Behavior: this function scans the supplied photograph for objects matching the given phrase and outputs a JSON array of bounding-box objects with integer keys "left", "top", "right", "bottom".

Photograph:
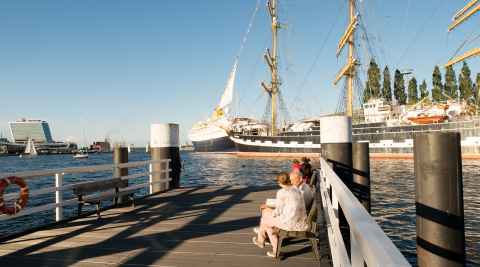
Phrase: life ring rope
[{"left": 0, "top": 176, "right": 29, "bottom": 216}]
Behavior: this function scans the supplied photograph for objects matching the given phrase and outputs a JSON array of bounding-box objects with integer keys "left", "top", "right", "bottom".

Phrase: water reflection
[{"left": 371, "top": 159, "right": 479, "bottom": 266}]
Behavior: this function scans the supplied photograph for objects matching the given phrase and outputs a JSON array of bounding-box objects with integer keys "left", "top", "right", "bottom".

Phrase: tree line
[{"left": 363, "top": 59, "right": 480, "bottom": 106}]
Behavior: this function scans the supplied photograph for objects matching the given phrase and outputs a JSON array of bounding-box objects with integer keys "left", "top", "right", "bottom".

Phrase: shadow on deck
[{"left": 0, "top": 186, "right": 331, "bottom": 267}]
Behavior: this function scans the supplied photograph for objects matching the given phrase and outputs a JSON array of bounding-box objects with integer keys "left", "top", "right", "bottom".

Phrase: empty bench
[{"left": 72, "top": 178, "right": 138, "bottom": 218}]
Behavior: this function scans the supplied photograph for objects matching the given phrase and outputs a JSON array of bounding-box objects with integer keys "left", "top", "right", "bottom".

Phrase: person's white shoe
[
  {"left": 252, "top": 237, "right": 264, "bottom": 248},
  {"left": 266, "top": 251, "right": 276, "bottom": 258}
]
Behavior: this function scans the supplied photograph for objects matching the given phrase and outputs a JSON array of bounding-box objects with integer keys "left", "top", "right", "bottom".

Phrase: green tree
[
  {"left": 444, "top": 65, "right": 458, "bottom": 99},
  {"left": 363, "top": 80, "right": 371, "bottom": 103},
  {"left": 367, "top": 59, "right": 381, "bottom": 98},
  {"left": 408, "top": 77, "right": 418, "bottom": 105},
  {"left": 382, "top": 66, "right": 392, "bottom": 102},
  {"left": 459, "top": 61, "right": 473, "bottom": 101},
  {"left": 432, "top": 66, "right": 443, "bottom": 102},
  {"left": 394, "top": 69, "right": 407, "bottom": 104},
  {"left": 475, "top": 73, "right": 480, "bottom": 105},
  {"left": 419, "top": 79, "right": 429, "bottom": 100}
]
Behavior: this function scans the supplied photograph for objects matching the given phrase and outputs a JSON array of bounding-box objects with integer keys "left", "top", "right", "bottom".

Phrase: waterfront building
[
  {"left": 9, "top": 119, "right": 54, "bottom": 144},
  {"left": 4, "top": 119, "right": 78, "bottom": 155}
]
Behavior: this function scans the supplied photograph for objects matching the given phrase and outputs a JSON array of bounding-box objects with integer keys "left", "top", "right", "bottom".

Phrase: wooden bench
[
  {"left": 274, "top": 199, "right": 320, "bottom": 260},
  {"left": 72, "top": 178, "right": 138, "bottom": 219}
]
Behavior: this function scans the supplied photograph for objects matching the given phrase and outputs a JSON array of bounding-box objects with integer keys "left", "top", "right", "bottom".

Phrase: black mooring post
[
  {"left": 113, "top": 146, "right": 128, "bottom": 203},
  {"left": 113, "top": 146, "right": 129, "bottom": 178},
  {"left": 414, "top": 132, "right": 465, "bottom": 267},
  {"left": 320, "top": 116, "right": 353, "bottom": 257},
  {"left": 352, "top": 142, "right": 371, "bottom": 213}
]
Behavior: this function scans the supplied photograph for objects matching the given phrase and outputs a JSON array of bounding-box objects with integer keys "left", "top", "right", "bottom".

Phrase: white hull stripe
[
  {"left": 369, "top": 139, "right": 480, "bottom": 148},
  {"left": 230, "top": 137, "right": 321, "bottom": 148}
]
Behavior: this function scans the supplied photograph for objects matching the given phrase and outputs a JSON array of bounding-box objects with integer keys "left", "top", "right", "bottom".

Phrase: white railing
[
  {"left": 0, "top": 159, "right": 171, "bottom": 222},
  {"left": 319, "top": 158, "right": 410, "bottom": 267}
]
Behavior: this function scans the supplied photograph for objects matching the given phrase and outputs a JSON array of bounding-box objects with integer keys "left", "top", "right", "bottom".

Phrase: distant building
[
  {"left": 9, "top": 119, "right": 54, "bottom": 144},
  {"left": 90, "top": 139, "right": 111, "bottom": 153},
  {"left": 5, "top": 119, "right": 78, "bottom": 154}
]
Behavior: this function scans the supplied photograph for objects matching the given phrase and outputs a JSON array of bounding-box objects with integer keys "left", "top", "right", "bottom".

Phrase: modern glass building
[{"left": 9, "top": 119, "right": 54, "bottom": 144}]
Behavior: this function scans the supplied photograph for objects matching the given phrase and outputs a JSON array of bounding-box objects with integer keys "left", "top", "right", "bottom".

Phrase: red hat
[{"left": 292, "top": 163, "right": 302, "bottom": 172}]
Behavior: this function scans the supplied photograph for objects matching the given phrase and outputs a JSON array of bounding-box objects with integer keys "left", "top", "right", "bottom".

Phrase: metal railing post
[
  {"left": 165, "top": 160, "right": 170, "bottom": 190},
  {"left": 55, "top": 173, "right": 63, "bottom": 222},
  {"left": 350, "top": 229, "right": 363, "bottom": 267},
  {"left": 149, "top": 163, "right": 153, "bottom": 195}
]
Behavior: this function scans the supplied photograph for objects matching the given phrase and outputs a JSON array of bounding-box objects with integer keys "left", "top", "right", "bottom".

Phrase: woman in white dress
[{"left": 253, "top": 172, "right": 309, "bottom": 257}]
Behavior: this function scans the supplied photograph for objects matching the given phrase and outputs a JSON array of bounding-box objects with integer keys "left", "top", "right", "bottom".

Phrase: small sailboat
[{"left": 20, "top": 138, "right": 38, "bottom": 158}]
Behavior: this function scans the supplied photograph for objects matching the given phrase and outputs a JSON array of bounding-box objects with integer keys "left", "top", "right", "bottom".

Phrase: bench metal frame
[
  {"left": 73, "top": 178, "right": 138, "bottom": 219},
  {"left": 274, "top": 199, "right": 321, "bottom": 260}
]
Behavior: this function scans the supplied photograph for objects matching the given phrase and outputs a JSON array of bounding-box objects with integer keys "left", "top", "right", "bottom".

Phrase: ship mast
[
  {"left": 334, "top": 0, "right": 358, "bottom": 117},
  {"left": 446, "top": 0, "right": 480, "bottom": 67},
  {"left": 262, "top": 0, "right": 280, "bottom": 135}
]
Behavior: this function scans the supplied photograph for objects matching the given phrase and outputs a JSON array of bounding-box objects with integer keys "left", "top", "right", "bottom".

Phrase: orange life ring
[{"left": 0, "top": 176, "right": 29, "bottom": 215}]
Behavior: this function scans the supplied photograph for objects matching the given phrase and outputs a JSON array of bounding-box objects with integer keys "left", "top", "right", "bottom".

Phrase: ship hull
[
  {"left": 192, "top": 136, "right": 235, "bottom": 152},
  {"left": 230, "top": 134, "right": 321, "bottom": 155},
  {"left": 353, "top": 117, "right": 480, "bottom": 155},
  {"left": 231, "top": 117, "right": 480, "bottom": 156}
]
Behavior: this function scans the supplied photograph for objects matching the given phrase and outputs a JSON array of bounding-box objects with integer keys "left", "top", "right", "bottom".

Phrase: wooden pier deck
[{"left": 0, "top": 186, "right": 331, "bottom": 267}]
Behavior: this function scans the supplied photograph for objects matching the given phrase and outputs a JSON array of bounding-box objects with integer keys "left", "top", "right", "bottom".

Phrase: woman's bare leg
[
  {"left": 257, "top": 208, "right": 274, "bottom": 244},
  {"left": 265, "top": 227, "right": 278, "bottom": 253}
]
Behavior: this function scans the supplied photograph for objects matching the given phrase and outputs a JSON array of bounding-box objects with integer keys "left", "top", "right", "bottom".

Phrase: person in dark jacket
[{"left": 301, "top": 157, "right": 313, "bottom": 184}]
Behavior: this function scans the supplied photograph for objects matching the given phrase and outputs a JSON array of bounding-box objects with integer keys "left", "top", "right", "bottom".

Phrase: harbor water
[{"left": 0, "top": 152, "right": 478, "bottom": 266}]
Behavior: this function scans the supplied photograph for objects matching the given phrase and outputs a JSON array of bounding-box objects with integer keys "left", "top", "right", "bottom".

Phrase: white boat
[
  {"left": 20, "top": 138, "right": 38, "bottom": 158},
  {"left": 73, "top": 151, "right": 88, "bottom": 159}
]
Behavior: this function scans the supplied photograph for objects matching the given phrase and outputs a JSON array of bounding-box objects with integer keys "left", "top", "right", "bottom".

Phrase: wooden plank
[{"left": 0, "top": 186, "right": 329, "bottom": 267}]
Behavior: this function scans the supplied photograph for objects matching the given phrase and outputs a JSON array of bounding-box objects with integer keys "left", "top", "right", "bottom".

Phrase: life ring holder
[{"left": 0, "top": 176, "right": 29, "bottom": 215}]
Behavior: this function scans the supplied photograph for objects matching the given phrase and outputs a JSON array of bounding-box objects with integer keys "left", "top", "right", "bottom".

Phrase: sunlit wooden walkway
[{"left": 0, "top": 186, "right": 331, "bottom": 267}]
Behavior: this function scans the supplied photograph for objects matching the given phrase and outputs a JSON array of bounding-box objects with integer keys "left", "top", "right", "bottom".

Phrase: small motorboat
[{"left": 73, "top": 151, "right": 89, "bottom": 159}]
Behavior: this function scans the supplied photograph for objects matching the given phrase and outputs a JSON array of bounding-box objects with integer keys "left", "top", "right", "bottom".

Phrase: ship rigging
[
  {"left": 262, "top": 0, "right": 281, "bottom": 135},
  {"left": 446, "top": 0, "right": 480, "bottom": 67}
]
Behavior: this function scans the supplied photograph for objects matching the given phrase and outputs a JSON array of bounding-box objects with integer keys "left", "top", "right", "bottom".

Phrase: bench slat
[{"left": 72, "top": 178, "right": 127, "bottom": 195}]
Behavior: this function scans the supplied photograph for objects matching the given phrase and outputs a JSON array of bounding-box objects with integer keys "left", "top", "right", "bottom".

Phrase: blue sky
[{"left": 0, "top": 0, "right": 478, "bottom": 145}]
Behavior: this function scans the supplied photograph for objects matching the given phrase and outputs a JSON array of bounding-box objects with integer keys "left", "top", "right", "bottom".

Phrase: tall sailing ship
[
  {"left": 231, "top": 0, "right": 480, "bottom": 156},
  {"left": 191, "top": 1, "right": 480, "bottom": 156},
  {"left": 230, "top": 0, "right": 323, "bottom": 155}
]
